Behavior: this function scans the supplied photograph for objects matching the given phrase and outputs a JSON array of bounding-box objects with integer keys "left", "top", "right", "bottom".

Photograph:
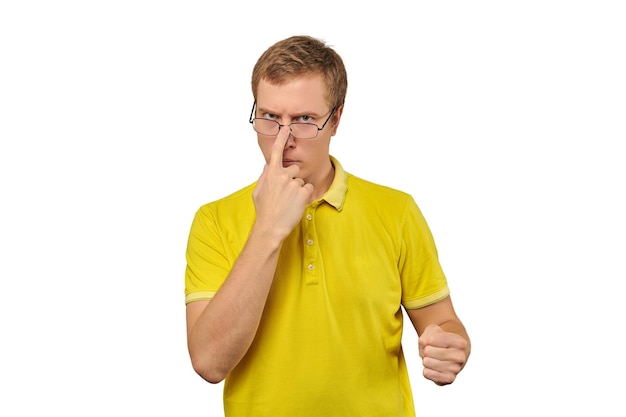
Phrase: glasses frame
[{"left": 248, "top": 101, "right": 337, "bottom": 140}]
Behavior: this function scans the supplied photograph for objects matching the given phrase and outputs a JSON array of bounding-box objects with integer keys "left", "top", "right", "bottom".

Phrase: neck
[{"left": 309, "top": 159, "right": 335, "bottom": 202}]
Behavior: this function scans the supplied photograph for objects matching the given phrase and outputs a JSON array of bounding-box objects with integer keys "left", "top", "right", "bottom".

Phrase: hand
[
  {"left": 418, "top": 324, "right": 469, "bottom": 385},
  {"left": 252, "top": 128, "right": 314, "bottom": 241}
]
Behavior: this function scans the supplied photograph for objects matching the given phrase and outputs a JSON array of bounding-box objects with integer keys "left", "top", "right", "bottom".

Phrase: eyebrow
[{"left": 257, "top": 107, "right": 323, "bottom": 118}]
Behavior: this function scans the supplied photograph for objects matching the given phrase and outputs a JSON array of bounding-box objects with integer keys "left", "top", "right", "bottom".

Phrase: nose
[{"left": 277, "top": 124, "right": 296, "bottom": 146}]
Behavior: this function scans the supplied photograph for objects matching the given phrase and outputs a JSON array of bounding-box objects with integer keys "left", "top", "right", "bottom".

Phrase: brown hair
[{"left": 251, "top": 35, "right": 348, "bottom": 110}]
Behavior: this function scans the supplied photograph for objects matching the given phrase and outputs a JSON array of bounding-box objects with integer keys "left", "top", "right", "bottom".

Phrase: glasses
[{"left": 249, "top": 101, "right": 336, "bottom": 140}]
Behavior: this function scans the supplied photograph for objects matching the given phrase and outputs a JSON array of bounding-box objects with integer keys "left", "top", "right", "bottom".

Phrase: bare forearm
[{"left": 188, "top": 229, "right": 282, "bottom": 383}]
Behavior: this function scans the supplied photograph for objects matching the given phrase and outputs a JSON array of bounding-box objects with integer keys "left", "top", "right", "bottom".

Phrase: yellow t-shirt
[{"left": 185, "top": 157, "right": 449, "bottom": 417}]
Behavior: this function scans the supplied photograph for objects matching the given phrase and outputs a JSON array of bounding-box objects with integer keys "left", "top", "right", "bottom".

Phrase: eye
[
  {"left": 297, "top": 115, "right": 313, "bottom": 123},
  {"left": 262, "top": 112, "right": 279, "bottom": 121}
]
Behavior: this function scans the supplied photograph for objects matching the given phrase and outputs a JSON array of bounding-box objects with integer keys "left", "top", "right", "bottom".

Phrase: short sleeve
[
  {"left": 184, "top": 205, "right": 232, "bottom": 304},
  {"left": 399, "top": 196, "right": 450, "bottom": 309}
]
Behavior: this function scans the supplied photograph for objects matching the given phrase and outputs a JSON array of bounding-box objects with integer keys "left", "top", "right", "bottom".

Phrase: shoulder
[
  {"left": 196, "top": 182, "right": 257, "bottom": 219},
  {"left": 346, "top": 173, "right": 414, "bottom": 206}
]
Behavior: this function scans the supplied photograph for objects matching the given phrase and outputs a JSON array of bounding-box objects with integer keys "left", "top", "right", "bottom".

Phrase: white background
[{"left": 1, "top": 1, "right": 625, "bottom": 416}]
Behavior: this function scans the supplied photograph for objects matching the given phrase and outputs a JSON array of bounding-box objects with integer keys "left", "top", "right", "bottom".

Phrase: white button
[
  {"left": 306, "top": 239, "right": 314, "bottom": 246},
  {"left": 307, "top": 263, "right": 314, "bottom": 271},
  {"left": 306, "top": 213, "right": 312, "bottom": 221}
]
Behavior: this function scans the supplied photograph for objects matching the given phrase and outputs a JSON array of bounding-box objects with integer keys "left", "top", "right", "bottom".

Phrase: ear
[{"left": 330, "top": 105, "right": 344, "bottom": 136}]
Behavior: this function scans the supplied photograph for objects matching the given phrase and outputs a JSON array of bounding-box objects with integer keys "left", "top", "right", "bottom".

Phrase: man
[{"left": 184, "top": 35, "right": 470, "bottom": 416}]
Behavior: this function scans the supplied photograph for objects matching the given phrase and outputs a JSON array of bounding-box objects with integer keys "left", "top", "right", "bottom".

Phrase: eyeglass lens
[{"left": 252, "top": 119, "right": 320, "bottom": 139}]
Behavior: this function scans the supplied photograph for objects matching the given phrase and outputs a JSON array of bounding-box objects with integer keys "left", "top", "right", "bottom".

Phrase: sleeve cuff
[
  {"left": 185, "top": 291, "right": 217, "bottom": 304},
  {"left": 402, "top": 286, "right": 450, "bottom": 309}
]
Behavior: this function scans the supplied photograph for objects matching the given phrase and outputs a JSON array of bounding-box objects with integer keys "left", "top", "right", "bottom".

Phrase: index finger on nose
[{"left": 269, "top": 127, "right": 289, "bottom": 169}]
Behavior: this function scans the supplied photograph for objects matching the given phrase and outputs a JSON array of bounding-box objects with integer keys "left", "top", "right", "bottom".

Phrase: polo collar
[{"left": 320, "top": 156, "right": 347, "bottom": 211}]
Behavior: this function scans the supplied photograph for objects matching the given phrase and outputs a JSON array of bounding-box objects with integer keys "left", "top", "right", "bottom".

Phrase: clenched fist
[{"left": 419, "top": 324, "right": 469, "bottom": 386}]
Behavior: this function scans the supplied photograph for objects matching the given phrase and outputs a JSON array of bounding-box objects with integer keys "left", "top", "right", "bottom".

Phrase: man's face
[{"left": 254, "top": 75, "right": 340, "bottom": 182}]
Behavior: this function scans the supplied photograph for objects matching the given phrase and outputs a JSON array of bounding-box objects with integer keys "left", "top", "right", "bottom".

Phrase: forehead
[{"left": 256, "top": 75, "right": 328, "bottom": 111}]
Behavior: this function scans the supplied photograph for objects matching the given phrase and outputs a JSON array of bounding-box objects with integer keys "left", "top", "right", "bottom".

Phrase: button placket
[{"left": 302, "top": 208, "right": 319, "bottom": 285}]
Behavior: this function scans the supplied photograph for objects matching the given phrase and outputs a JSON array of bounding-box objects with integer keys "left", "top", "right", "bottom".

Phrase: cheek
[{"left": 258, "top": 138, "right": 272, "bottom": 163}]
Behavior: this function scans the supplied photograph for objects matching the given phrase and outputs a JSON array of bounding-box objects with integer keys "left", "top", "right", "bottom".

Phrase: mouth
[{"left": 282, "top": 159, "right": 298, "bottom": 167}]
